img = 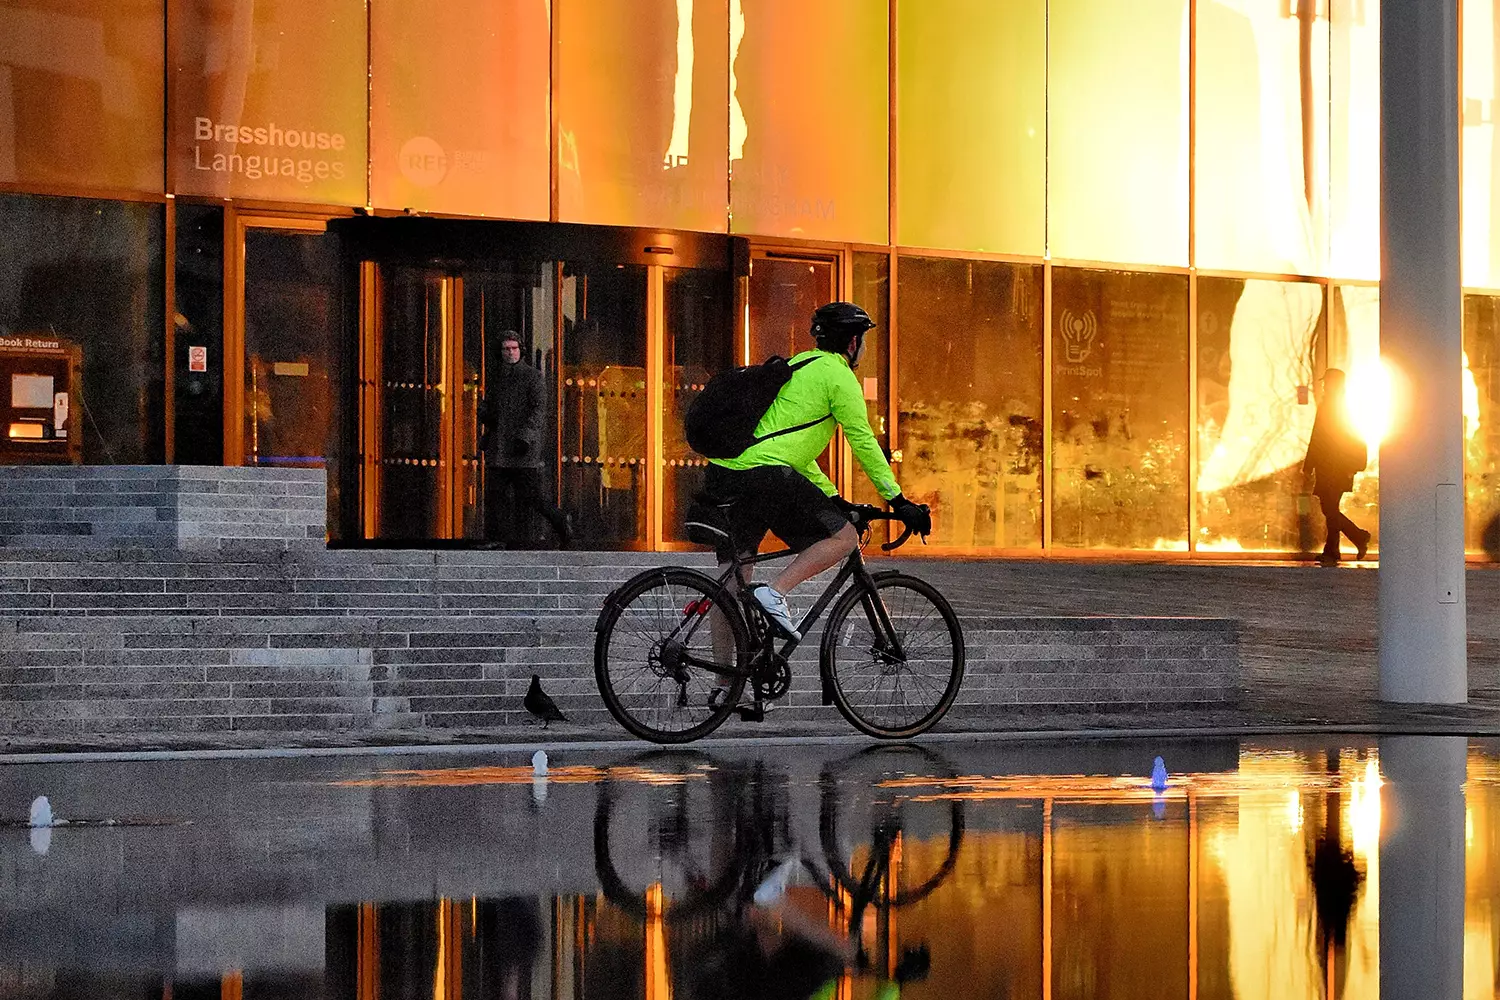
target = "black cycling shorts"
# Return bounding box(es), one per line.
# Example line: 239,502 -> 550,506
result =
703,464 -> 850,558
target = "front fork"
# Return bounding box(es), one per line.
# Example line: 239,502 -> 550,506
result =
819,567 -> 905,705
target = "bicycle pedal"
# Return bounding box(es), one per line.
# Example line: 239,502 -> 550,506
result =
735,704 -> 766,723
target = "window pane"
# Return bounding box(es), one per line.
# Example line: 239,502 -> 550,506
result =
557,0 -> 729,231
467,264 -> 558,547
1327,284 -> 1381,547
730,0 -> 887,244
171,0 -> 367,205
1330,0 -> 1379,279
850,252 -> 890,508
1048,0 -> 1187,266
897,0 -> 1044,255
897,256 -> 1043,549
1466,293 -> 1500,551
174,203 -> 224,465
1051,268 -> 1189,549
1196,277 -> 1325,552
243,229 -> 345,532
0,193 -> 164,464
0,0 -> 165,192
371,0 -> 548,219
664,268 -> 732,543
1196,0 -> 1328,275
1463,0 -> 1500,288
561,262 -> 648,549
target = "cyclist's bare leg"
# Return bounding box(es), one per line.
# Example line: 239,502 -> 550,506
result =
711,553 -> 754,688
769,523 -> 858,595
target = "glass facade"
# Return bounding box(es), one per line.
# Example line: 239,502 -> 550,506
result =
9,0 -> 1500,556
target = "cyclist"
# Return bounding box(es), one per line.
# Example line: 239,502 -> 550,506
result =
704,301 -> 931,641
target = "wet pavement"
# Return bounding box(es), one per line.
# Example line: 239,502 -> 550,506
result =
0,733 -> 1494,998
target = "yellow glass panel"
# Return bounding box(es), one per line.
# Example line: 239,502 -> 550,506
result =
0,0 -> 164,192
171,0 -> 367,205
1327,284 -> 1381,548
896,0 -> 1044,255
1329,0 -> 1379,280
1051,268 -> 1189,549
371,0 -> 548,219
1463,0 -> 1500,289
1196,278 -> 1325,553
1196,0 -> 1328,275
896,256 -> 1043,549
730,0 -> 888,244
1048,0 -> 1187,266
1463,294 -> 1500,552
557,0 -> 729,232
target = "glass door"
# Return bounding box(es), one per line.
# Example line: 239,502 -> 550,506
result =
361,266 -> 460,541
744,250 -> 837,364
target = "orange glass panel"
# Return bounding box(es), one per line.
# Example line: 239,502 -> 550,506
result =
1196,0 -> 1328,275
1329,0 -> 1379,280
1196,277 -> 1325,553
896,0 -> 1044,256
170,0 -> 366,205
371,0 -> 548,219
1051,268 -> 1190,550
1048,0 -> 1187,266
730,0 -> 888,244
0,0 -> 164,192
557,0 -> 729,231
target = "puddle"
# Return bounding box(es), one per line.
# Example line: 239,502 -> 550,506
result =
0,736 -> 1491,998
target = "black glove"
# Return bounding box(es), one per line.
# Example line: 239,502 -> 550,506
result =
505,438 -> 531,459
831,493 -> 859,519
889,494 -> 931,536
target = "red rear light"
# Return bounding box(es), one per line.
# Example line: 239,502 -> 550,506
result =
685,598 -> 710,616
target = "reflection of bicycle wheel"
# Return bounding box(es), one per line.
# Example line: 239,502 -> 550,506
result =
593,751 -> 744,923
819,745 -> 964,907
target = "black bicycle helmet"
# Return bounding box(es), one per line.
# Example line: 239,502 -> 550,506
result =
811,301 -> 875,352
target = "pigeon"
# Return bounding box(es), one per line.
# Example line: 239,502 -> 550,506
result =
524,675 -> 566,727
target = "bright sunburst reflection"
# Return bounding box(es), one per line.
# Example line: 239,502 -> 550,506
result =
1345,358 -> 1394,451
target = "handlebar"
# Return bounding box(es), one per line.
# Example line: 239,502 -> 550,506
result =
845,503 -> 928,552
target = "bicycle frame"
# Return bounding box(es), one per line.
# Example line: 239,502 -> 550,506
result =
712,541 -> 908,687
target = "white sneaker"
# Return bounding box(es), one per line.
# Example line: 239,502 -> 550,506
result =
749,584 -> 800,640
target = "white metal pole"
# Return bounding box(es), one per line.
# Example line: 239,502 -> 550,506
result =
1378,0 -> 1467,703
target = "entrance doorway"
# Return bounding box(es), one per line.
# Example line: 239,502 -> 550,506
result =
341,218 -> 735,549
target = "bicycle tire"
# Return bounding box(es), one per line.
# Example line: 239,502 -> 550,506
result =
595,567 -> 748,744
821,573 -> 964,739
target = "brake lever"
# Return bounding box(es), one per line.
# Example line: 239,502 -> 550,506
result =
882,523 -> 916,552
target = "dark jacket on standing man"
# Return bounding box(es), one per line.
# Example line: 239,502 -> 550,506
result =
480,361 -> 545,470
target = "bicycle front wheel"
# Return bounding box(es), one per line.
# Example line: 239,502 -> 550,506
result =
822,574 -> 964,739
595,568 -> 748,744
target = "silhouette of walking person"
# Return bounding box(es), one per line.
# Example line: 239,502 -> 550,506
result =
1302,369 -> 1371,566
480,332 -> 573,549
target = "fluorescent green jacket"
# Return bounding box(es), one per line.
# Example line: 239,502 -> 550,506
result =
710,349 -> 901,501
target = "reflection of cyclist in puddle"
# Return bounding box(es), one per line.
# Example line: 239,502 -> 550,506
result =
594,748 -> 957,998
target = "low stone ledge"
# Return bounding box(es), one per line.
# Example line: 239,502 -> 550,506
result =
0,466 -> 326,551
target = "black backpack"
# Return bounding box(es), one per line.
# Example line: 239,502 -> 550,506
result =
685,355 -> 832,459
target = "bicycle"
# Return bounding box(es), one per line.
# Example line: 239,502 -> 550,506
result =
593,500 -> 966,743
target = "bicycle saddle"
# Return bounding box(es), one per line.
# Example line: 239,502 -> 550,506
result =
685,492 -> 734,546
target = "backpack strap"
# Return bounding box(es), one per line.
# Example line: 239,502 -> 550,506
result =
750,354 -> 836,444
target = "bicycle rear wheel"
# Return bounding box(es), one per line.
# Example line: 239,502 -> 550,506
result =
595,568 -> 748,744
822,574 -> 964,739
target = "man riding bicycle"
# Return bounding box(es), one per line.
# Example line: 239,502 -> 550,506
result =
704,301 -> 931,641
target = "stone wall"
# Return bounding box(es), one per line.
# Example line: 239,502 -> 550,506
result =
0,466 -> 325,551
0,548 -> 1241,736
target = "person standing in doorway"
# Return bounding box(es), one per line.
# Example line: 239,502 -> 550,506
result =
1302,368 -> 1370,566
480,332 -> 573,549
